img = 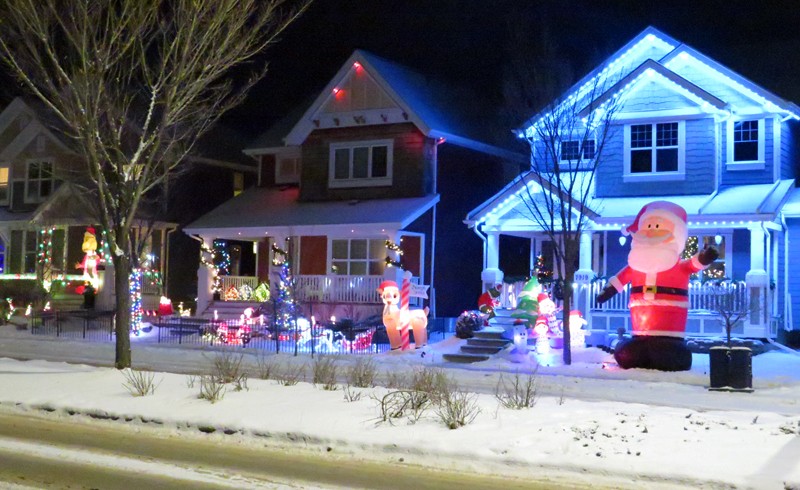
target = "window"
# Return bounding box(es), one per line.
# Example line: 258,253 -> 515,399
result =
23,231 -> 37,273
727,119 -> 765,168
329,140 -> 392,188
682,234 -> 729,279
624,122 -> 684,181
560,139 -> 595,162
0,167 -> 8,205
233,172 -> 244,197
25,160 -> 53,202
330,238 -> 385,276
276,157 -> 300,184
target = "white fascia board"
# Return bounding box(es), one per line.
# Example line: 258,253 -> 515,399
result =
429,131 -> 528,163
183,222 -> 409,241
0,119 -> 73,161
243,146 -> 299,156
284,51 -> 430,146
0,98 -> 31,137
662,48 -> 800,119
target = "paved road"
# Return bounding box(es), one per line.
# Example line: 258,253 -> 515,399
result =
0,410 -> 586,490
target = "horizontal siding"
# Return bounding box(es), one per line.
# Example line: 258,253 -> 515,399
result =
618,81 -> 698,113
781,121 -> 798,181
731,229 -> 749,282
299,123 -> 433,201
787,219 -> 800,330
720,117 -> 774,186
596,118 -> 715,197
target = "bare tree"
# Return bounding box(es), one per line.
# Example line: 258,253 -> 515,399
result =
504,26 -> 620,365
0,0 -> 309,368
710,281 -> 753,348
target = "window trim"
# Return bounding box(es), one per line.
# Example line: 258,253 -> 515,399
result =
328,139 -> 393,188
328,237 -> 385,276
558,137 -> 596,166
726,118 -> 765,170
623,121 -> 686,182
24,159 -> 54,203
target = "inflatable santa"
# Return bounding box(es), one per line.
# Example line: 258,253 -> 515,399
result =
595,201 -> 718,371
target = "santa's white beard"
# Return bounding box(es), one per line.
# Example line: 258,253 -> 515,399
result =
628,237 -> 682,273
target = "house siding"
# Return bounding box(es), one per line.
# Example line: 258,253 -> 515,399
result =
298,123 -> 434,202
787,218 -> 800,330
596,118 -> 715,197
731,229 -> 750,281
781,121 -> 799,181
719,117 -> 774,186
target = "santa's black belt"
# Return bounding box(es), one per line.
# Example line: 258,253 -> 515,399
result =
630,286 -> 688,296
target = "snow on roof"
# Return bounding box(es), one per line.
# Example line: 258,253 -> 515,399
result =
184,186 -> 439,237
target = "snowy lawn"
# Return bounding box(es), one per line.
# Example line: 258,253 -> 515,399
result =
1,326 -> 800,488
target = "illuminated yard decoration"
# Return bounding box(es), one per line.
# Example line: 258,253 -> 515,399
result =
596,201 -> 718,371
78,227 -> 100,288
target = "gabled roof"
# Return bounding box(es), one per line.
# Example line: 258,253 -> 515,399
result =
522,26 -> 800,135
579,59 -> 728,118
249,50 -> 525,162
184,186 -> 439,238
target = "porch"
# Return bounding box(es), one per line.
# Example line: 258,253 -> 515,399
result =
498,278 -> 776,343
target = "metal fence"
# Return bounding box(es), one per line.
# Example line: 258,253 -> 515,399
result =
28,311 -> 450,355
30,310 -> 116,341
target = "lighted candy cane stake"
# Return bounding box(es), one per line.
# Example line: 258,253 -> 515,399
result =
399,271 -> 412,350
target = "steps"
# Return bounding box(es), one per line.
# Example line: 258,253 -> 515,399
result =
442,326 -> 511,363
201,300 -> 263,320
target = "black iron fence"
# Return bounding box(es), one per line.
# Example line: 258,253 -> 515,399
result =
28,311 -> 452,355
30,310 -> 116,341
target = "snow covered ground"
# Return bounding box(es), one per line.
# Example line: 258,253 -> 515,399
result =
0,324 -> 799,489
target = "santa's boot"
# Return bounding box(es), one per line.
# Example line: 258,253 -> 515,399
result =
613,336 -> 650,369
647,336 -> 692,371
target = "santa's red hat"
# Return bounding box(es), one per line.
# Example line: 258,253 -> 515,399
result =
537,293 -> 549,303
377,280 -> 398,292
85,226 -> 96,236
569,310 -> 583,317
622,201 -> 688,244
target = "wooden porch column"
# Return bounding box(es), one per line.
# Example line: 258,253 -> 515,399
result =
480,231 -> 503,292
745,224 -> 769,337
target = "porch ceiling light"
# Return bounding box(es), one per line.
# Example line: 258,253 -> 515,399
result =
619,235 -> 627,246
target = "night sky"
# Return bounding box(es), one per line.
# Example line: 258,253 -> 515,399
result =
224,0 -> 800,141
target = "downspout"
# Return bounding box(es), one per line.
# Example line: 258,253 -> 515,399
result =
472,221 -> 488,271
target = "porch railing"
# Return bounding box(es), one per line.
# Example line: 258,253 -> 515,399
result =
218,275 -> 259,296
498,279 -> 749,313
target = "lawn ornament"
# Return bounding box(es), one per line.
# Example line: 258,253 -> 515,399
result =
596,201 -> 718,371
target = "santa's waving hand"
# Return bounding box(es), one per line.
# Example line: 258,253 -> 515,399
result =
595,201 -> 718,371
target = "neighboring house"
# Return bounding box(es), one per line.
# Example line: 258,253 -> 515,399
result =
0,97 -> 252,311
185,50 -> 521,321
466,27 -> 800,343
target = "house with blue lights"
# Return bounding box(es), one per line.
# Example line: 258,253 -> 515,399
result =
466,27 -> 800,343
185,50 -> 521,320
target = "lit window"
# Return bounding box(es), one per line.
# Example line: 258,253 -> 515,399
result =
330,238 -> 385,276
624,122 -> 684,180
0,167 -> 8,205
329,140 -> 393,188
25,160 -> 53,202
233,172 -> 244,197
682,235 -> 729,279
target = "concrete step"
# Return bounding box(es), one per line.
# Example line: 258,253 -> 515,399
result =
467,337 -> 509,348
442,353 -> 491,364
202,301 -> 263,319
473,327 -> 506,340
461,345 -> 505,355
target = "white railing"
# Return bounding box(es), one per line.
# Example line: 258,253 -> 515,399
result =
498,279 -> 749,313
296,275 -> 383,304
589,279 -> 749,312
218,276 -> 259,298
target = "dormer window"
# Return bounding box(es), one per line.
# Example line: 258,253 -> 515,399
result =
25,160 -> 53,203
560,139 -> 595,163
276,157 -> 300,184
329,140 -> 393,188
623,122 -> 685,182
727,119 -> 765,170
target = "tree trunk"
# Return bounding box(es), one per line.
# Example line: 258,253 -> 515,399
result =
562,268 -> 574,366
113,253 -> 132,369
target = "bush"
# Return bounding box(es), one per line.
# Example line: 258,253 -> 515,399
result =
121,369 -> 159,396
255,353 -> 278,380
198,375 -> 225,403
455,310 -> 483,339
346,357 -> 377,388
312,356 -> 339,390
435,383 -> 481,430
494,369 -> 538,409
278,363 -> 306,386
209,350 -> 244,384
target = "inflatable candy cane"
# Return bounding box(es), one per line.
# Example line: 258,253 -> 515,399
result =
399,272 -> 411,350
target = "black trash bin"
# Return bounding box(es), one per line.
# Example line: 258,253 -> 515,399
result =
82,283 -> 96,310
728,347 -> 753,391
709,346 -> 729,389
